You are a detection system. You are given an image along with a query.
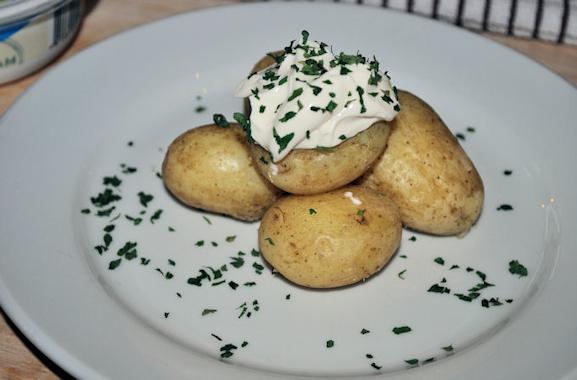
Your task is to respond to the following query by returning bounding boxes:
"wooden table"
[1,1,576,378]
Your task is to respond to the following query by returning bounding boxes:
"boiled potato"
[162,124,282,222]
[259,186,402,288]
[358,90,484,235]
[244,52,391,195]
[251,122,390,195]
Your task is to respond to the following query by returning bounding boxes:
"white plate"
[1,2,576,379]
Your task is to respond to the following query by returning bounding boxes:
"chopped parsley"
[103,176,122,187]
[508,260,528,277]
[392,326,412,335]
[213,113,229,128]
[287,88,304,101]
[497,204,513,211]
[326,340,334,348]
[137,192,153,207]
[202,308,217,316]
[150,209,162,223]
[272,127,295,153]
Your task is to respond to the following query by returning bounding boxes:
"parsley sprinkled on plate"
[509,260,528,277]
[392,326,412,335]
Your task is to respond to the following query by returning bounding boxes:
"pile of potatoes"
[162,56,484,289]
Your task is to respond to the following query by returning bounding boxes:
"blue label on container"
[0,20,29,42]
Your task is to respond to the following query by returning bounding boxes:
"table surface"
[1,0,576,378]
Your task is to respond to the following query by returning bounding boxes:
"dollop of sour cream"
[235,31,401,162]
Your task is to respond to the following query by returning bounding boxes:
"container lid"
[0,0,67,24]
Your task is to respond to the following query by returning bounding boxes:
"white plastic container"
[0,0,83,84]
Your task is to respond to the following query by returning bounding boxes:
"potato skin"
[358,90,484,235]
[250,122,390,195]
[259,186,402,288]
[162,124,282,221]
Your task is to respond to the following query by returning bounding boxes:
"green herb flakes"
[272,128,295,153]
[202,309,217,316]
[434,257,445,265]
[326,340,334,348]
[279,111,297,123]
[195,240,204,247]
[398,269,407,279]
[125,215,142,225]
[503,169,513,176]
[108,259,121,270]
[203,216,212,225]
[428,283,450,294]
[233,112,252,142]
[287,88,304,101]
[325,100,337,113]
[137,192,153,207]
[265,237,275,246]
[392,326,412,335]
[253,262,264,275]
[117,241,137,260]
[405,359,419,366]
[509,260,528,277]
[213,113,230,128]
[195,105,206,113]
[220,343,238,359]
[497,204,514,211]
[120,164,137,174]
[103,176,122,187]
[81,208,90,214]
[225,235,236,242]
[229,256,244,269]
[408,236,417,242]
[228,281,239,290]
[361,328,370,335]
[150,209,162,224]
[91,189,121,208]
[309,208,317,215]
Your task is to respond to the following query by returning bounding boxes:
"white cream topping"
[344,191,362,206]
[235,31,400,162]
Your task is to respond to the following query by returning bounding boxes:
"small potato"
[358,90,484,235]
[251,122,390,195]
[162,124,282,221]
[245,52,391,195]
[259,186,402,288]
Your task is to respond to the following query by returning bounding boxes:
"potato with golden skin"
[162,124,283,222]
[251,122,390,195]
[259,186,402,288]
[358,90,484,235]
[245,52,391,195]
